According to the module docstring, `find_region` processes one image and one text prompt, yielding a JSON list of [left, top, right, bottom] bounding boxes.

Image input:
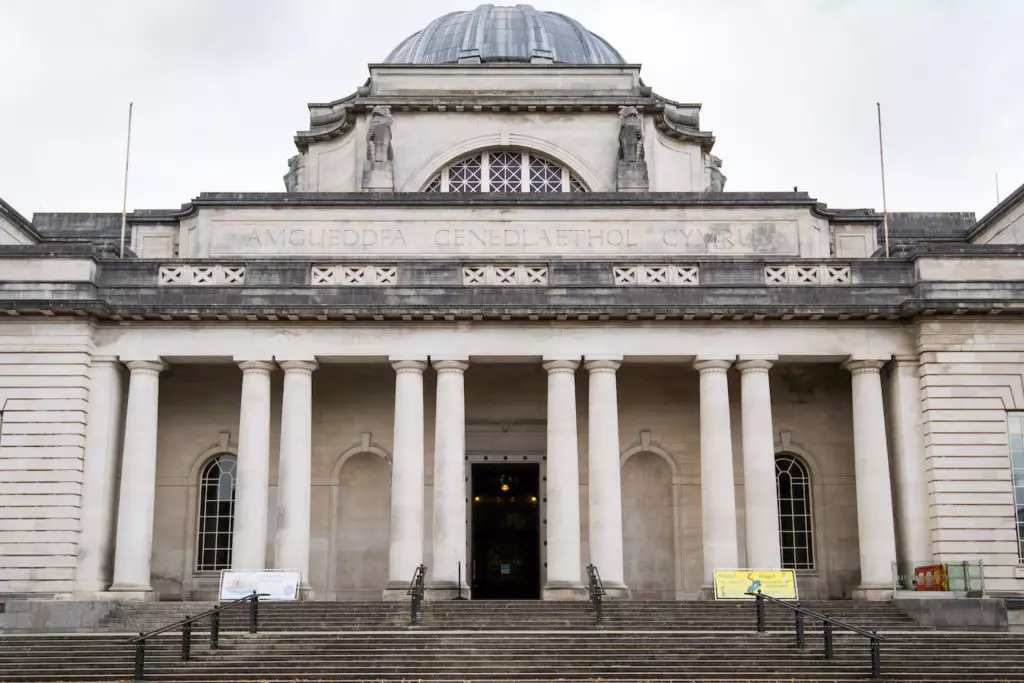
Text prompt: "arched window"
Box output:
[[196, 454, 237, 572], [775, 453, 814, 570], [424, 150, 587, 193]]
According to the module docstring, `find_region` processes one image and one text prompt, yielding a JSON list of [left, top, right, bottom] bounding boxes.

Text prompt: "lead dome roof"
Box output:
[[384, 4, 625, 65]]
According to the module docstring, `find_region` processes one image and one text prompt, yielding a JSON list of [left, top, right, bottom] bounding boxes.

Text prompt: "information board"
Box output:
[[219, 569, 300, 601], [714, 569, 798, 600]]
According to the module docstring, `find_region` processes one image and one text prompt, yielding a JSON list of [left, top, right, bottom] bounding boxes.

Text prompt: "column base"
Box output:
[[426, 583, 470, 601], [298, 585, 315, 601], [382, 582, 413, 601], [105, 585, 159, 601], [699, 585, 717, 601], [853, 585, 894, 601], [542, 583, 588, 601], [601, 582, 631, 600]]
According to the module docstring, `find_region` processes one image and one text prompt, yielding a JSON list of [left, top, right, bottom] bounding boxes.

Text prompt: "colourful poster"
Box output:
[[714, 569, 798, 600]]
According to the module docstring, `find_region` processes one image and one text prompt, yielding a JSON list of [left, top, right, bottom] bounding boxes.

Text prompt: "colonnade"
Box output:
[[77, 353, 916, 600]]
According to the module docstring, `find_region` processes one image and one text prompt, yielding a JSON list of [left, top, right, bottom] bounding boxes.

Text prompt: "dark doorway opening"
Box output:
[[470, 463, 541, 600]]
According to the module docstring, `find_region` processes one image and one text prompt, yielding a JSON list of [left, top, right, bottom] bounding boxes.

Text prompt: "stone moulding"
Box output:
[[311, 266, 397, 286], [157, 265, 246, 286], [765, 264, 851, 286], [614, 265, 699, 286]]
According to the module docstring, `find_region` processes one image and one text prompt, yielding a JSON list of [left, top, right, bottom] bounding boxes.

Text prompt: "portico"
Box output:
[[75, 322, 918, 601]]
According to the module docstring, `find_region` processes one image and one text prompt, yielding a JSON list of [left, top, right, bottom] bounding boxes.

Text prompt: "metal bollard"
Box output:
[[755, 591, 765, 633], [248, 592, 259, 634], [209, 611, 220, 650], [823, 620, 834, 660], [870, 632, 881, 678], [181, 619, 192, 661], [134, 634, 146, 682], [795, 611, 805, 649]]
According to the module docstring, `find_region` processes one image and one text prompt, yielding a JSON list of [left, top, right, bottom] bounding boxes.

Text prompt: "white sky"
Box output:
[[1, 0, 1022, 220]]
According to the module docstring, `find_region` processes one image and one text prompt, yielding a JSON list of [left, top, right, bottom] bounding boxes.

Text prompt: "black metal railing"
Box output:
[[586, 564, 606, 623], [408, 564, 427, 624], [749, 590, 885, 679], [128, 591, 268, 681]]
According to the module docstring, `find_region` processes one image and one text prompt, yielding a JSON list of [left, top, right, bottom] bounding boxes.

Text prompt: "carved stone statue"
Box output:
[[366, 105, 394, 166], [363, 105, 395, 192], [706, 154, 727, 192], [616, 106, 649, 191], [283, 154, 306, 192], [617, 106, 644, 163]]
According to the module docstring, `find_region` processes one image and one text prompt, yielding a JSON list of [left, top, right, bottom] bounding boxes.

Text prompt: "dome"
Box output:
[[384, 4, 625, 66]]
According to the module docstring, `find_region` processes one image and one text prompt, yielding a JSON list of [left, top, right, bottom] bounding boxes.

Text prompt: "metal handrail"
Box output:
[[748, 590, 885, 678], [128, 591, 268, 681], [586, 564, 605, 623], [407, 564, 427, 624]]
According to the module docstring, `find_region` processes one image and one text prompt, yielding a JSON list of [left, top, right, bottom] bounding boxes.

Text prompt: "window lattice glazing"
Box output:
[[776, 453, 814, 570], [196, 454, 237, 572], [424, 150, 586, 193], [1008, 413, 1024, 560]]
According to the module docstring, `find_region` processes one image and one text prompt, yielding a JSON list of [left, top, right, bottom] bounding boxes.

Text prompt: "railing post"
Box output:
[[180, 618, 192, 661], [248, 591, 259, 634], [823, 620, 834, 660], [795, 611, 805, 649], [134, 634, 146, 682], [870, 632, 881, 679], [755, 591, 765, 633], [209, 611, 220, 651]]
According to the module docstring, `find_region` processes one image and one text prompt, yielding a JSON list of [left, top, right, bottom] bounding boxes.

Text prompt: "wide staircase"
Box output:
[[2, 599, 1024, 681]]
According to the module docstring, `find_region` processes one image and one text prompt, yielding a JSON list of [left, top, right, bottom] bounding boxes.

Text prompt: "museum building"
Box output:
[[1, 4, 1024, 603]]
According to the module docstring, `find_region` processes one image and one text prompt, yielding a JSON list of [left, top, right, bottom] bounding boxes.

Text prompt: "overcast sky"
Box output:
[[1, 0, 1022, 220]]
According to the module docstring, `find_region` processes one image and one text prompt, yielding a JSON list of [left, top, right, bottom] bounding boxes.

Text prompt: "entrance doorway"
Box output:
[[470, 463, 541, 600]]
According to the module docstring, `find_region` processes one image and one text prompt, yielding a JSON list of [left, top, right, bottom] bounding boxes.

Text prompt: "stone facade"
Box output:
[[1, 4, 1024, 603]]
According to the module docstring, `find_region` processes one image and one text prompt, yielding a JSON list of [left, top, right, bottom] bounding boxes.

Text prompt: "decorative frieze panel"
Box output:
[[613, 265, 699, 286], [765, 264, 851, 285], [463, 265, 548, 286], [158, 265, 246, 286], [311, 266, 398, 286]]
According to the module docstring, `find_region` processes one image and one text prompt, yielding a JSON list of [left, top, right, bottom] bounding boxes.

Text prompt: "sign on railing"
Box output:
[[714, 569, 798, 600], [219, 569, 300, 601]]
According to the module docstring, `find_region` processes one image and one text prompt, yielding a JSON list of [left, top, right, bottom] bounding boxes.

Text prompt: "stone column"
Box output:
[[232, 360, 275, 570], [386, 359, 427, 597], [694, 358, 739, 592], [585, 358, 627, 597], [886, 356, 931, 565], [543, 359, 585, 599], [430, 359, 469, 597], [274, 360, 317, 596], [109, 360, 164, 598], [843, 358, 898, 598], [736, 357, 782, 569], [75, 357, 124, 595]]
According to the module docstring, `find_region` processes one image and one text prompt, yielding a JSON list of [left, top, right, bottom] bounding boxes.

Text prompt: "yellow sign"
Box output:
[[714, 569, 798, 600]]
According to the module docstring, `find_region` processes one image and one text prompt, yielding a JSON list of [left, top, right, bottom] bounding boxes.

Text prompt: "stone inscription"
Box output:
[[210, 221, 798, 257]]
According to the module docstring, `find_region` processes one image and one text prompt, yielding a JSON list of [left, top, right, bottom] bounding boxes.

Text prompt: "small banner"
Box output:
[[714, 569, 798, 600], [219, 569, 300, 601]]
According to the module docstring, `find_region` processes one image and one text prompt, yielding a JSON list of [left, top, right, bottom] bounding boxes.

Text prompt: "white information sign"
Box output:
[[219, 569, 300, 601]]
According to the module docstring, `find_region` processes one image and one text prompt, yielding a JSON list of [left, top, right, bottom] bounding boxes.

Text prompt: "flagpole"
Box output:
[[119, 102, 134, 258], [876, 102, 890, 258]]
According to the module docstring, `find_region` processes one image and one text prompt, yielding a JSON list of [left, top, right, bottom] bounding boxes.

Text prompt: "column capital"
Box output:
[[391, 359, 428, 374], [124, 360, 166, 375], [237, 359, 276, 374], [842, 358, 887, 374], [432, 359, 469, 373], [735, 358, 774, 373], [278, 360, 318, 374], [693, 357, 733, 373], [542, 359, 580, 374], [584, 359, 621, 373]]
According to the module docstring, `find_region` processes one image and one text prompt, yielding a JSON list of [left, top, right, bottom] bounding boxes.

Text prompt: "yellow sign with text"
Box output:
[[714, 569, 798, 600]]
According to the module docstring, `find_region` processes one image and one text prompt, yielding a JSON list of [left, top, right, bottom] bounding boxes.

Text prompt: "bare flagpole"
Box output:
[[119, 102, 134, 258], [996, 172, 1001, 204], [876, 102, 890, 258]]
